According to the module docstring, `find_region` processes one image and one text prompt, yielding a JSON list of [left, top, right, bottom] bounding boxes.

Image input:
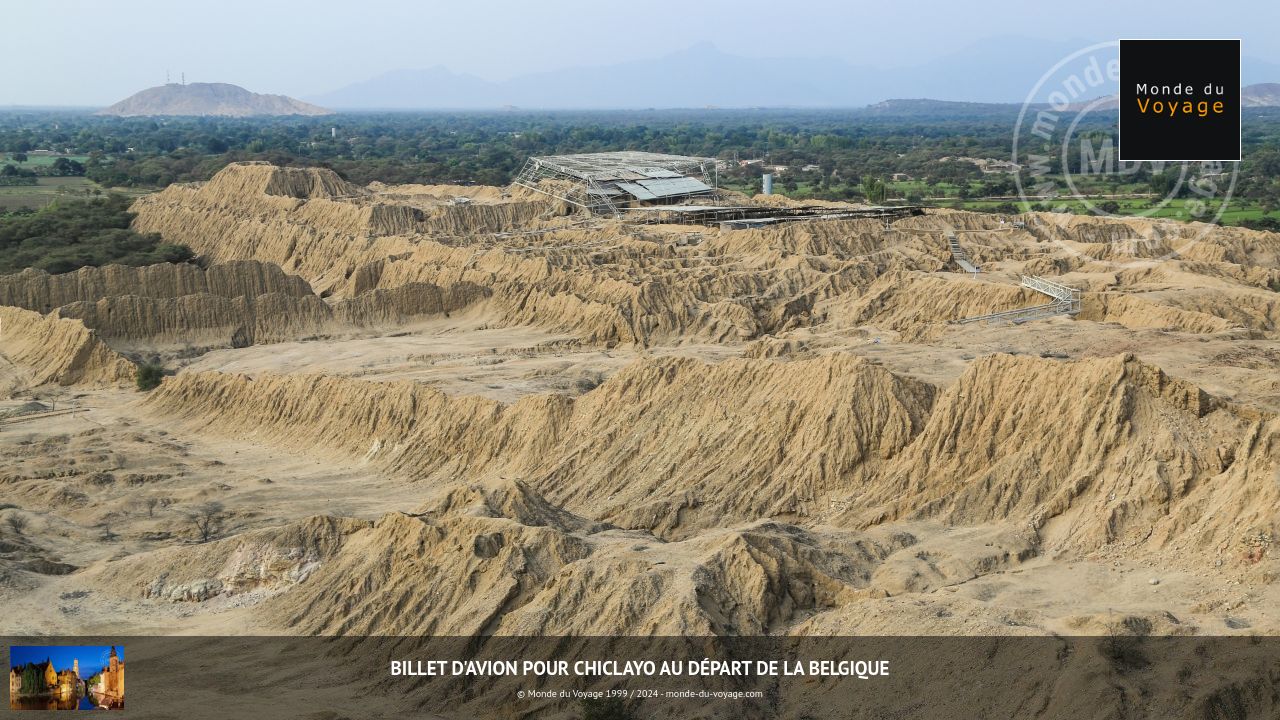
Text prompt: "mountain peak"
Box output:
[[97, 82, 331, 117]]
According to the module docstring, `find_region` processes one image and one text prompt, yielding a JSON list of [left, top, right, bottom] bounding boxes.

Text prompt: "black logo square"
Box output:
[[1119, 39, 1240, 161]]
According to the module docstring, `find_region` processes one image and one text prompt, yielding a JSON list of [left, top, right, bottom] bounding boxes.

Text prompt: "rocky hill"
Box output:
[[1244, 82, 1280, 107], [97, 82, 330, 117]]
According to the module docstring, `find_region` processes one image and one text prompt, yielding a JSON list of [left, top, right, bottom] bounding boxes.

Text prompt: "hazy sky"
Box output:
[[6, 0, 1279, 105]]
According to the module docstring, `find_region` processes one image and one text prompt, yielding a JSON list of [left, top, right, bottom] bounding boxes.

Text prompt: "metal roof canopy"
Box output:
[[616, 182, 658, 201], [524, 151, 716, 180], [512, 151, 719, 215], [636, 177, 712, 197]]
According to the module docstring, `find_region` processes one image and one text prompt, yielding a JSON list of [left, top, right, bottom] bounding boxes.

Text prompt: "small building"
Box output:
[[891, 173, 913, 182], [981, 160, 1019, 174]]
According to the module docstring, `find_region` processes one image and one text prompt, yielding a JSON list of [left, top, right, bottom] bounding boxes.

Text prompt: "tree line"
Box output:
[[3, 108, 1279, 211]]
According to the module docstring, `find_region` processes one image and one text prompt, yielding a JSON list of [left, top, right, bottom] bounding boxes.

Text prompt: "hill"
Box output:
[[97, 82, 330, 117], [1244, 82, 1280, 106]]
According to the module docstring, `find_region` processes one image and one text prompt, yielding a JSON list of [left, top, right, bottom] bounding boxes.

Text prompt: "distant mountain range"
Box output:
[[98, 83, 331, 117], [309, 41, 1280, 110]]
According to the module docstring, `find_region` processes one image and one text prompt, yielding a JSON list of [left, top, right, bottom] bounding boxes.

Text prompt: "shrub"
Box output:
[[136, 363, 164, 391]]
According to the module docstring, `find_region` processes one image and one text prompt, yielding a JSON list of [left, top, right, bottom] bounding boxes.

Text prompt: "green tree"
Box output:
[[49, 157, 85, 176], [861, 176, 887, 204]]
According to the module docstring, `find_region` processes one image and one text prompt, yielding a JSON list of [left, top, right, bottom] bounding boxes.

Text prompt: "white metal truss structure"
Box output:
[[953, 275, 1081, 325], [512, 151, 719, 215]]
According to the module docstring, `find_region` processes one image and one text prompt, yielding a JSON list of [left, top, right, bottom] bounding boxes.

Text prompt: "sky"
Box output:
[[5, 0, 1280, 106], [10, 645, 123, 676]]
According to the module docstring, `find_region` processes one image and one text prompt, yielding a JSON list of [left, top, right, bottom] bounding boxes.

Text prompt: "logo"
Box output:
[[1119, 39, 1241, 162]]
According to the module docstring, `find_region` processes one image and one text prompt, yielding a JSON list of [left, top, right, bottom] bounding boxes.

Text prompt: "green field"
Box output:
[[723, 173, 1275, 228], [0, 177, 150, 211], [6, 153, 91, 168], [949, 197, 1278, 226]]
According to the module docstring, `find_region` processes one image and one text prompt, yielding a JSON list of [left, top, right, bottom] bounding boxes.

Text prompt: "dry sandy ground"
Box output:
[[177, 309, 740, 402], [3, 317, 1276, 638], [1, 163, 1277, 644]]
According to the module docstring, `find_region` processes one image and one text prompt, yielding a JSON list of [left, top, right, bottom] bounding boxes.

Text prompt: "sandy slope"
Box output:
[[1, 163, 1277, 642]]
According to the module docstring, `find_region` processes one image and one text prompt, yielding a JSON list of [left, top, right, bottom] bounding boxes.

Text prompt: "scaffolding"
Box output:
[[512, 152, 719, 216]]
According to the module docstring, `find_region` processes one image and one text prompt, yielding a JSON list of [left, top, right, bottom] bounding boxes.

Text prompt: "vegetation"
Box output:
[[861, 176, 888, 204], [135, 363, 165, 392], [1, 108, 1278, 226], [0, 194, 192, 274], [187, 501, 226, 542], [141, 496, 163, 517], [5, 512, 29, 536], [0, 164, 38, 186]]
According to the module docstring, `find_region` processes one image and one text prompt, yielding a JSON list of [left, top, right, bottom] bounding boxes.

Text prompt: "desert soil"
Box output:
[[1, 162, 1277, 640]]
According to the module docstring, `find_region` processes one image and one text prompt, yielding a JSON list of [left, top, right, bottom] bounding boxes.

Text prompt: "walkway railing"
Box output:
[[953, 275, 1080, 325]]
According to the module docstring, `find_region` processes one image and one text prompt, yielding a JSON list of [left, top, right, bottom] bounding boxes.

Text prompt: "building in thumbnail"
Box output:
[[55, 658, 80, 697], [95, 646, 124, 704]]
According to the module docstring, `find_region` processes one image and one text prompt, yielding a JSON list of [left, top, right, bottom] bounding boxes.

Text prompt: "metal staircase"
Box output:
[[953, 275, 1081, 326], [948, 232, 980, 274]]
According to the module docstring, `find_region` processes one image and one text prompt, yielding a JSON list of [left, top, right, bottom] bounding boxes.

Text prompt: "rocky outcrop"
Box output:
[[53, 281, 488, 347], [261, 482, 888, 636], [129, 164, 1280, 348], [1080, 293, 1237, 333], [858, 353, 1275, 555], [0, 261, 314, 313], [0, 306, 135, 387], [823, 271, 1042, 340], [95, 515, 370, 602], [142, 354, 935, 537]]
